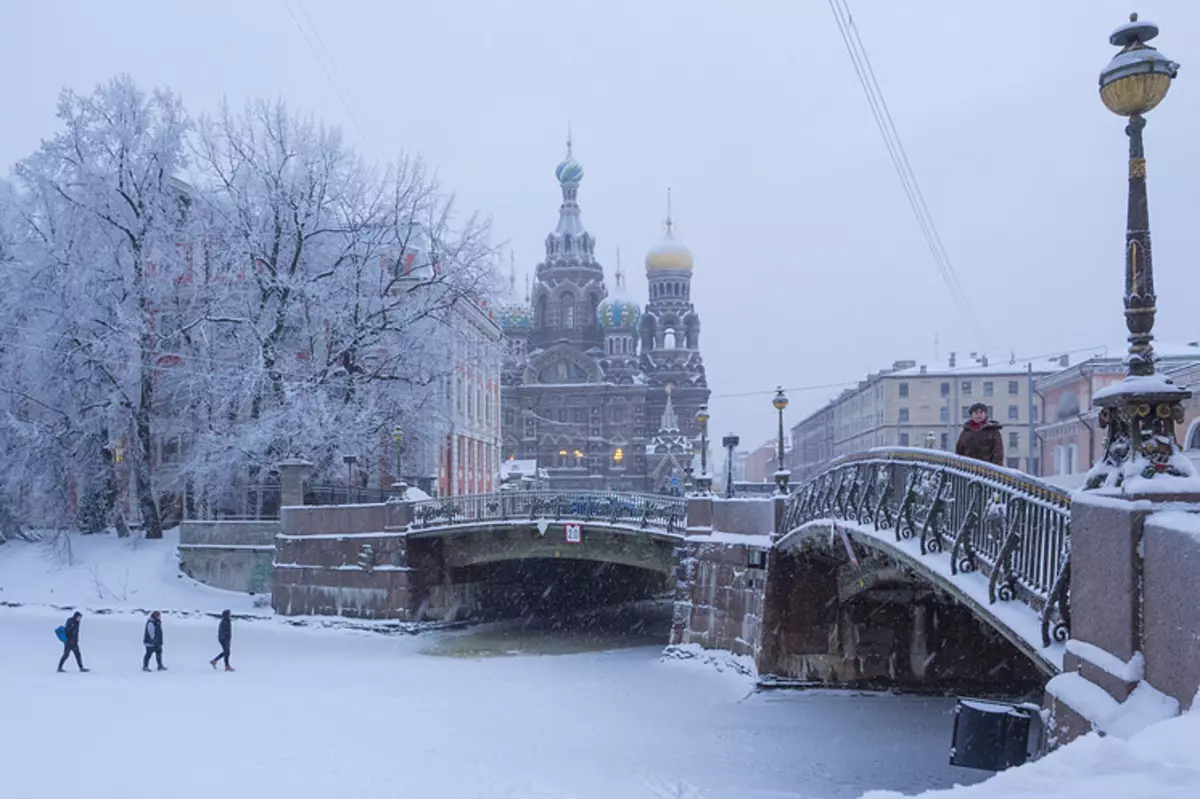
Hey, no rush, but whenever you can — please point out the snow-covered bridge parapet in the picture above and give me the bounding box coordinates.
[780,448,1073,664]
[405,490,686,536]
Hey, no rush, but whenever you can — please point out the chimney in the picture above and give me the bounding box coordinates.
[919,365,927,374]
[949,351,956,368]
[981,355,989,367]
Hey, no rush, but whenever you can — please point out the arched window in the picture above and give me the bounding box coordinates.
[561,293,575,329]
[1188,421,1200,450]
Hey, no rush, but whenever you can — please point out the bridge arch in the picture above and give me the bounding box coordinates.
[762,448,1072,688]
[774,520,1058,676]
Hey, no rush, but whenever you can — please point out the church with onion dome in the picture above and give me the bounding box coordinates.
[498,142,710,492]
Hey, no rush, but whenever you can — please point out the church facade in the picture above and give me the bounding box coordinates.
[498,146,710,492]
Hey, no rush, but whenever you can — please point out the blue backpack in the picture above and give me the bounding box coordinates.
[55,626,67,643]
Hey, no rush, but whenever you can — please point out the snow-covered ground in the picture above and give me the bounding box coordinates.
[3,531,1196,798]
[1,530,986,798]
[862,702,1200,799]
[2,606,989,799]
[0,527,261,614]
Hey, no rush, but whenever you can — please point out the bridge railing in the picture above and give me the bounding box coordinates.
[782,447,1071,649]
[407,490,688,534]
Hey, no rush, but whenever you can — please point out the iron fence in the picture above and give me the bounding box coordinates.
[407,490,687,534]
[782,448,1071,649]
[304,484,393,506]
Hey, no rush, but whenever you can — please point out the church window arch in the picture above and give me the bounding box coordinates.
[561,292,575,329]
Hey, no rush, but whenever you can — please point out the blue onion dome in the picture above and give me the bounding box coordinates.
[499,302,533,330]
[555,155,584,185]
[598,296,642,331]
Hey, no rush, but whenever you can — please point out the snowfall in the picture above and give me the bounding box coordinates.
[0,530,1196,799]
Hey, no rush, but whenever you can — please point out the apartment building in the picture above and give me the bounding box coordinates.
[790,353,1052,479]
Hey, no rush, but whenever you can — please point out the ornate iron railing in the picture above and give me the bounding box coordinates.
[406,490,687,535]
[782,448,1071,649]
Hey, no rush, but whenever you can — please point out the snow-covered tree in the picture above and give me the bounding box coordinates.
[0,81,500,531]
[0,76,192,537]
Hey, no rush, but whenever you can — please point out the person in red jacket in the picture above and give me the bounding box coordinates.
[956,402,1004,466]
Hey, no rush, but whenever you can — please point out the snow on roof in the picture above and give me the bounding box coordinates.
[499,459,539,480]
[887,358,1056,379]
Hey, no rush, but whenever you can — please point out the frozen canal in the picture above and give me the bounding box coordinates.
[1,605,989,799]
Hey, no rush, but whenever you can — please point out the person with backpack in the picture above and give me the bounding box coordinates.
[56,611,88,673]
[142,610,166,672]
[210,609,234,671]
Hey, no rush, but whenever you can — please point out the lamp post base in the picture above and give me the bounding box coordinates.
[1084,380,1194,491]
[774,469,791,496]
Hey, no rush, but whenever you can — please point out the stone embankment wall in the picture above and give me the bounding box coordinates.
[178,520,277,594]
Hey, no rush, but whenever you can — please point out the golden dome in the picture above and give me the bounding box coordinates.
[645,237,693,272]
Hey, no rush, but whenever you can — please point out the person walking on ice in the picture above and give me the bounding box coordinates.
[210,609,234,671]
[56,611,88,673]
[142,610,166,672]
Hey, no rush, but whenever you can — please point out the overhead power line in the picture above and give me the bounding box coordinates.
[826,0,989,348]
[282,0,378,155]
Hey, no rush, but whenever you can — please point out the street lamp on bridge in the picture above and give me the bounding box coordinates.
[772,387,790,495]
[1086,13,1191,490]
[694,405,712,493]
[722,433,740,498]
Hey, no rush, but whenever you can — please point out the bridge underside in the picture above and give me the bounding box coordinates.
[759,529,1046,695]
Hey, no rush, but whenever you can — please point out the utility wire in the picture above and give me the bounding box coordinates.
[826,0,989,347]
[282,0,377,155]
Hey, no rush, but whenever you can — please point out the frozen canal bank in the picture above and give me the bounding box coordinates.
[0,606,987,799]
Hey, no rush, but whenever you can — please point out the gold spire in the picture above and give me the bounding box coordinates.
[664,187,674,237]
[615,246,625,290]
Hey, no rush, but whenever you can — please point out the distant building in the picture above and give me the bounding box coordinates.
[1036,344,1200,487]
[742,440,778,484]
[789,352,1052,478]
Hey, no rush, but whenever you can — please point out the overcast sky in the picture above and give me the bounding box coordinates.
[3,0,1199,455]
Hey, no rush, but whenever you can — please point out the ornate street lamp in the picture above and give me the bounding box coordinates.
[1086,13,1191,490]
[694,405,712,493]
[772,387,790,495]
[722,433,740,498]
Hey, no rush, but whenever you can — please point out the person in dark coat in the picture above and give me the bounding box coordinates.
[57,611,88,672]
[956,402,1005,466]
[142,610,166,671]
[210,609,233,671]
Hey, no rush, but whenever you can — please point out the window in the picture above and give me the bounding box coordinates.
[1009,431,1019,449]
[940,432,949,450]
[940,382,950,397]
[1008,380,1020,395]
[1007,457,1021,469]
[561,293,575,329]
[983,381,994,397]
[899,408,909,423]
[940,406,949,422]
[961,381,972,396]
[1033,405,1040,422]
[1008,405,1019,421]
[899,382,909,398]
[962,405,971,420]
[1054,444,1078,475]
[899,433,910,447]
[987,405,994,420]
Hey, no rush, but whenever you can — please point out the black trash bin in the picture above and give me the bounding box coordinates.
[949,698,1035,771]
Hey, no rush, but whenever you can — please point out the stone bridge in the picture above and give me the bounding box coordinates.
[263,449,1200,741]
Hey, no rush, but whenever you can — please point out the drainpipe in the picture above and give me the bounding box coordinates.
[1077,363,1097,468]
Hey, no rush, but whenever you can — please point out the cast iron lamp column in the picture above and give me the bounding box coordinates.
[1087,13,1191,489]
[773,387,790,495]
